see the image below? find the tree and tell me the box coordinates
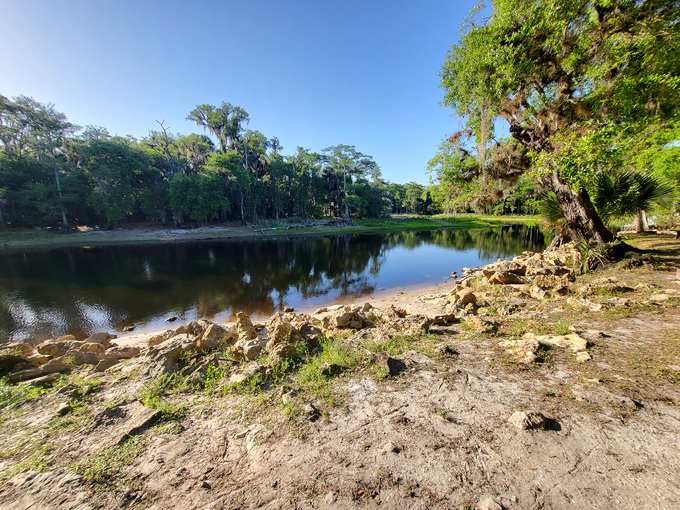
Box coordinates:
[205,152,250,225]
[186,103,249,153]
[440,0,680,242]
[322,145,375,220]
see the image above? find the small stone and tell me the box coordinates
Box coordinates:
[123,325,136,332]
[434,344,456,356]
[323,492,337,505]
[284,306,294,313]
[575,352,592,362]
[362,302,373,310]
[381,441,400,454]
[508,411,552,430]
[476,495,504,510]
[95,357,120,372]
[303,403,318,415]
[166,316,178,322]
[55,404,71,417]
[320,363,341,376]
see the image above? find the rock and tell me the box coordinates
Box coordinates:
[334,307,365,329]
[0,353,28,372]
[148,330,175,347]
[116,402,162,445]
[434,344,456,356]
[282,389,299,405]
[320,362,342,376]
[363,302,373,310]
[37,339,105,358]
[371,352,406,376]
[405,301,457,325]
[19,373,62,387]
[266,314,304,352]
[381,441,400,454]
[233,337,267,361]
[229,362,266,385]
[382,315,433,335]
[575,351,592,362]
[0,342,35,357]
[530,285,548,300]
[105,346,141,360]
[488,271,525,285]
[577,282,634,296]
[57,334,77,341]
[7,360,75,383]
[500,336,540,364]
[56,351,100,366]
[535,333,588,352]
[269,342,298,362]
[166,316,178,322]
[567,297,603,312]
[176,319,212,338]
[464,316,498,334]
[123,325,135,332]
[575,390,639,409]
[55,403,71,417]
[651,293,671,302]
[314,307,328,314]
[235,312,258,341]
[199,323,237,350]
[297,322,324,346]
[146,333,198,377]
[284,306,294,313]
[508,411,552,430]
[85,332,117,349]
[477,495,504,510]
[303,403,318,415]
[95,357,120,372]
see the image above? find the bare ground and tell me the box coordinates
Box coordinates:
[1,234,679,510]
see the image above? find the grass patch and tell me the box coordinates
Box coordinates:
[75,436,146,487]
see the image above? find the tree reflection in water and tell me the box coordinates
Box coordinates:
[0,225,547,342]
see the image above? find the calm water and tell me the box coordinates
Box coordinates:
[0,225,548,342]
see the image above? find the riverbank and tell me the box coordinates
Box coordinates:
[1,233,679,509]
[0,214,536,250]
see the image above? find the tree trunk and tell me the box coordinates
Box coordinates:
[53,165,69,232]
[343,167,350,221]
[0,205,5,228]
[239,190,246,226]
[634,210,649,233]
[551,174,613,243]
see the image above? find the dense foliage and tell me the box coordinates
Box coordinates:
[0,96,451,229]
[439,0,680,241]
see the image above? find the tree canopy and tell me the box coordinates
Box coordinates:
[439,0,680,242]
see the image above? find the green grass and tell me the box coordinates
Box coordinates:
[75,436,146,487]
[0,214,538,250]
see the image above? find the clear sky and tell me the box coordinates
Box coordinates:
[1,0,483,185]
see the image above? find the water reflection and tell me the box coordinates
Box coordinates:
[0,225,547,342]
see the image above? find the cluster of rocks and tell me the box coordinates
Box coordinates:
[0,332,136,385]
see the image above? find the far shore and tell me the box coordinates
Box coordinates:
[0,215,536,251]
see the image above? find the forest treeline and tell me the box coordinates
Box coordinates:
[0,96,534,230]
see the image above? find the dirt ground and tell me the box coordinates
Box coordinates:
[1,233,679,509]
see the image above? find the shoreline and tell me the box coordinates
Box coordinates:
[113,278,461,350]
[0,216,535,251]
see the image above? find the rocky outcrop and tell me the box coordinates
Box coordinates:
[37,339,105,358]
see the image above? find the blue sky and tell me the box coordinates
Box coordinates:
[1,0,483,185]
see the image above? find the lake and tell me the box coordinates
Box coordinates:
[0,225,548,342]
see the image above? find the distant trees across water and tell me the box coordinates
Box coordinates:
[0,96,531,230]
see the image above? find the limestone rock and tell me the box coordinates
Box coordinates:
[199,323,237,350]
[464,316,498,334]
[55,351,100,366]
[105,346,141,360]
[229,362,266,385]
[334,307,365,329]
[488,271,525,285]
[95,357,120,372]
[37,339,105,358]
[266,314,304,351]
[148,330,175,347]
[499,336,539,364]
[530,285,548,300]
[406,301,457,325]
[7,360,75,383]
[575,351,592,362]
[508,411,552,430]
[535,333,588,352]
[233,337,267,361]
[85,332,117,349]
[175,319,212,338]
[19,373,62,387]
[235,312,258,340]
[371,352,406,376]
[56,334,77,342]
[477,495,504,510]
[567,297,603,312]
[145,333,198,377]
[0,342,35,357]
